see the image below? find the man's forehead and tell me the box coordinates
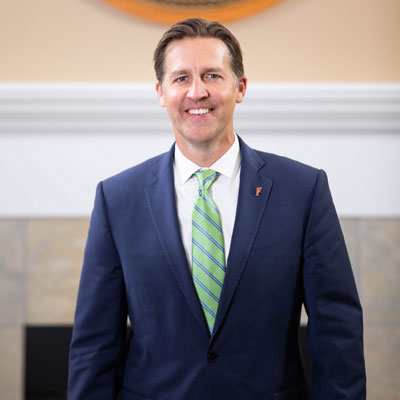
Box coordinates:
[165,37,228,56]
[164,38,229,68]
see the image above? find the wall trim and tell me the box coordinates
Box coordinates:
[1,83,399,134]
[1,83,399,217]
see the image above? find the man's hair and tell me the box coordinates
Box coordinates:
[153,18,244,83]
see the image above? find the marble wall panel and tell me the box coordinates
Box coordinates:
[26,218,90,324]
[364,326,400,396]
[360,219,400,324]
[0,327,23,400]
[366,385,400,400]
[1,216,400,399]
[0,219,27,325]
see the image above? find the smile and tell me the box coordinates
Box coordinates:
[187,108,212,115]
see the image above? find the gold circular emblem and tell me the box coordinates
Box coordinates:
[101,0,285,24]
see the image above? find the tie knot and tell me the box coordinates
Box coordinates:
[195,169,218,193]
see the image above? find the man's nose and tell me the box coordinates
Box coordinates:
[187,78,208,101]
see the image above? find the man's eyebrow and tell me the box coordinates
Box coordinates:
[202,67,224,74]
[170,69,189,77]
[170,67,224,76]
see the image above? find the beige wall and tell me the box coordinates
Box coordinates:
[0,0,399,82]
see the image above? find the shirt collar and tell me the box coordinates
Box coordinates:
[174,134,241,185]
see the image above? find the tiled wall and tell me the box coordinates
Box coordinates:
[0,218,399,399]
[0,219,90,400]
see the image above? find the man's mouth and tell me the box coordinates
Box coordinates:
[186,108,213,115]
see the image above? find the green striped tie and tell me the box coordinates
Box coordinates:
[192,169,226,335]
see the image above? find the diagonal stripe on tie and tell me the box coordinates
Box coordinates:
[192,169,226,335]
[193,275,220,303]
[192,238,226,272]
[193,205,222,232]
[192,256,224,288]
[192,221,225,252]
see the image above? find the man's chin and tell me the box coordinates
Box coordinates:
[177,130,217,147]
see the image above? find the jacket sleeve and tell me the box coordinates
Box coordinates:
[68,181,128,399]
[303,170,366,399]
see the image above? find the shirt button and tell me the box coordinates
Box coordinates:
[207,352,218,363]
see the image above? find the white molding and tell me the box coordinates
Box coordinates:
[0,83,399,217]
[1,83,399,134]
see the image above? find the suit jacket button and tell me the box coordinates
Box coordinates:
[207,352,218,363]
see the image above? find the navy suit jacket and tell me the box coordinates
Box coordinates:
[68,137,366,399]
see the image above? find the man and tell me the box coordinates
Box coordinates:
[68,18,366,399]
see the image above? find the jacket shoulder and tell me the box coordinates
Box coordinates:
[101,151,168,198]
[255,150,320,183]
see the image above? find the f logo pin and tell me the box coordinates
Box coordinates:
[255,187,263,197]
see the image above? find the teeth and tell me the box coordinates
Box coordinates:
[188,108,210,115]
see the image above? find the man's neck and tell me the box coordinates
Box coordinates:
[176,134,235,167]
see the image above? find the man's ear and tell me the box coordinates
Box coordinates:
[236,76,247,104]
[155,81,165,107]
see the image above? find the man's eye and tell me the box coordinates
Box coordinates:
[176,77,187,82]
[208,74,219,79]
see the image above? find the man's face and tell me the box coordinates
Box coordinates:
[156,37,246,151]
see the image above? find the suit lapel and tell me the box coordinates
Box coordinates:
[211,138,273,340]
[144,145,209,337]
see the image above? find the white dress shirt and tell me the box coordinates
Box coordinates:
[173,135,241,272]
